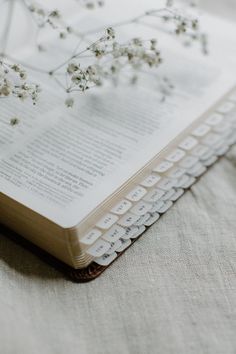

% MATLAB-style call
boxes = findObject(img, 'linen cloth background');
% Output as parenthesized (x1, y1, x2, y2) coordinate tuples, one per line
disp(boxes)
(0, 1, 236, 353)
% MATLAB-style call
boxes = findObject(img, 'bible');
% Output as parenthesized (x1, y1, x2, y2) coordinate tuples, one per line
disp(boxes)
(0, 2, 236, 281)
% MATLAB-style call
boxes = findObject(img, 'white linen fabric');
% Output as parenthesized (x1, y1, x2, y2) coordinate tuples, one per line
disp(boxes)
(0, 1, 236, 353)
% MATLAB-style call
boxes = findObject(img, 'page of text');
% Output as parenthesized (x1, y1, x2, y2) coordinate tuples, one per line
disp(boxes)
(0, 7, 235, 227)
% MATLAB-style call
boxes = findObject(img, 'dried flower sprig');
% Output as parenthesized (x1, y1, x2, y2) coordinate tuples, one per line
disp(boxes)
(22, 0, 104, 43)
(64, 29, 162, 103)
(0, 0, 208, 122)
(144, 8, 208, 54)
(0, 60, 40, 104)
(83, 0, 207, 54)
(22, 0, 74, 43)
(152, 1, 208, 54)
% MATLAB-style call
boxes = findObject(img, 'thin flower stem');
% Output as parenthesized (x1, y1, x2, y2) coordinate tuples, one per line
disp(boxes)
(51, 75, 67, 91)
(0, 0, 205, 111)
(49, 36, 106, 74)
(5, 54, 50, 74)
(67, 84, 96, 93)
(49, 6, 197, 76)
(72, 38, 84, 56)
(81, 9, 167, 35)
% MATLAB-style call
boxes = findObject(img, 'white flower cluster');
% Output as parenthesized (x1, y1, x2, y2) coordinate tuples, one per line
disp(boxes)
(0, 60, 40, 104)
(149, 0, 208, 54)
(65, 28, 162, 105)
(1, 0, 207, 114)
(77, 0, 104, 9)
(24, 1, 73, 41)
(24, 0, 104, 41)
(162, 0, 208, 54)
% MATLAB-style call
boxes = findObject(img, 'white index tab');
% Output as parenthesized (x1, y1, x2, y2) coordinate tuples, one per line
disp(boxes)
(126, 186, 147, 202)
(106, 240, 123, 255)
(179, 136, 198, 151)
(131, 225, 146, 239)
(143, 188, 165, 203)
(206, 113, 223, 126)
(80, 229, 102, 246)
(111, 199, 132, 215)
(179, 156, 199, 169)
(181, 176, 196, 189)
(170, 188, 184, 202)
(167, 167, 186, 179)
(122, 226, 140, 240)
(116, 239, 132, 253)
(166, 148, 186, 162)
(153, 161, 174, 173)
(134, 213, 151, 227)
(202, 133, 222, 147)
(217, 102, 235, 115)
(140, 174, 161, 188)
(191, 144, 210, 158)
(118, 213, 140, 227)
(158, 201, 173, 214)
(130, 201, 152, 216)
(96, 213, 119, 230)
(157, 178, 177, 191)
(150, 200, 165, 213)
(86, 239, 111, 257)
(144, 213, 160, 227)
(94, 252, 118, 266)
(213, 122, 231, 134)
(192, 124, 210, 137)
(102, 224, 126, 243)
(161, 188, 175, 201)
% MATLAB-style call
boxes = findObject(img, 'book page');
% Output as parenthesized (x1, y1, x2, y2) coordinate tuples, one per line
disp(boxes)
(0, 54, 234, 227)
(0, 92, 61, 155)
(0, 4, 235, 228)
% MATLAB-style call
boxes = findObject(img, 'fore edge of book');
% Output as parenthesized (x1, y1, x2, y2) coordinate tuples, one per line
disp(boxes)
(0, 191, 78, 268)
(67, 85, 236, 269)
(1, 86, 235, 270)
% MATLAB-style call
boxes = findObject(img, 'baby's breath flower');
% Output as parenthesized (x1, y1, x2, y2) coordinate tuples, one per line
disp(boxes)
(78, 0, 104, 9)
(49, 10, 60, 19)
(65, 97, 74, 107)
(66, 30, 163, 97)
(106, 27, 115, 39)
(10, 117, 20, 126)
(0, 60, 40, 105)
(23, 1, 74, 42)
(59, 31, 67, 39)
(0, 79, 12, 96)
(67, 62, 80, 74)
(24, 0, 104, 46)
(1, 0, 206, 111)
(146, 5, 208, 54)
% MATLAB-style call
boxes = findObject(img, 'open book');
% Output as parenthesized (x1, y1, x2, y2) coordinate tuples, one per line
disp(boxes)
(1, 2, 236, 281)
